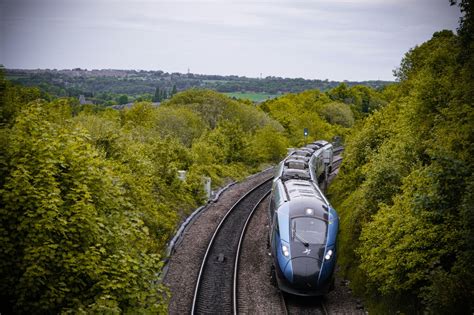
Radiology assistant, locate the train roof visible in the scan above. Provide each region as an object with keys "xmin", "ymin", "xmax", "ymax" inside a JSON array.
[
  {"xmin": 275, "ymin": 179, "xmax": 329, "ymax": 220},
  {"xmin": 305, "ymin": 143, "xmax": 321, "ymax": 151},
  {"xmin": 284, "ymin": 179, "xmax": 325, "ymax": 202},
  {"xmin": 281, "ymin": 169, "xmax": 312, "ymax": 181},
  {"xmin": 312, "ymin": 140, "xmax": 330, "ymax": 147},
  {"xmin": 280, "ymin": 156, "xmax": 313, "ymax": 181},
  {"xmin": 284, "ymin": 158, "xmax": 309, "ymax": 170},
  {"xmin": 286, "ymin": 155, "xmax": 311, "ymax": 162},
  {"xmin": 291, "ymin": 149, "xmax": 312, "ymax": 157}
]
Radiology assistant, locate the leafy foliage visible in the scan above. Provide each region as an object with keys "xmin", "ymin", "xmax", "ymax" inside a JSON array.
[
  {"xmin": 329, "ymin": 18, "xmax": 474, "ymax": 314},
  {"xmin": 0, "ymin": 75, "xmax": 293, "ymax": 312},
  {"xmin": 0, "ymin": 100, "xmax": 169, "ymax": 313},
  {"xmin": 162, "ymin": 89, "xmax": 291, "ymax": 185},
  {"xmin": 320, "ymin": 101, "xmax": 355, "ymax": 128},
  {"xmin": 258, "ymin": 88, "xmax": 382, "ymax": 146}
]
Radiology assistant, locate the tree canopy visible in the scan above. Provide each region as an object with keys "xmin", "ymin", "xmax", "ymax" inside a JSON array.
[
  {"xmin": 0, "ymin": 76, "xmax": 296, "ymax": 313},
  {"xmin": 329, "ymin": 16, "xmax": 473, "ymax": 314}
]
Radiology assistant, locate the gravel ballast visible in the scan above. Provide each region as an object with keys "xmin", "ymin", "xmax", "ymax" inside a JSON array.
[
  {"xmin": 163, "ymin": 169, "xmax": 273, "ymax": 314},
  {"xmin": 237, "ymin": 196, "xmax": 286, "ymax": 314},
  {"xmin": 164, "ymin": 160, "xmax": 367, "ymax": 314}
]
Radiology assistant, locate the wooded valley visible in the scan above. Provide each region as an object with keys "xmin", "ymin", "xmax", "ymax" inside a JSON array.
[{"xmin": 0, "ymin": 1, "xmax": 472, "ymax": 313}]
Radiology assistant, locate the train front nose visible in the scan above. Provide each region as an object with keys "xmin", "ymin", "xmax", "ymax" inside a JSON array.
[{"xmin": 285, "ymin": 257, "xmax": 321, "ymax": 289}]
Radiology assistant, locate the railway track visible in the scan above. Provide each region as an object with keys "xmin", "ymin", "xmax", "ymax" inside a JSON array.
[
  {"xmin": 282, "ymin": 294, "xmax": 329, "ymax": 315},
  {"xmin": 332, "ymin": 155, "xmax": 343, "ymax": 170},
  {"xmin": 333, "ymin": 146, "xmax": 344, "ymax": 156},
  {"xmin": 191, "ymin": 177, "xmax": 273, "ymax": 314}
]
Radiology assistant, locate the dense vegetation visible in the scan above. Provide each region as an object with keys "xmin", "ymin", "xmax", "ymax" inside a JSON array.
[
  {"xmin": 258, "ymin": 83, "xmax": 387, "ymax": 145},
  {"xmin": 6, "ymin": 68, "xmax": 391, "ymax": 105},
  {"xmin": 1, "ymin": 66, "xmax": 366, "ymax": 312},
  {"xmin": 1, "ymin": 2, "xmax": 471, "ymax": 313},
  {"xmin": 0, "ymin": 80, "xmax": 272, "ymax": 312},
  {"xmin": 329, "ymin": 1, "xmax": 473, "ymax": 313},
  {"xmin": 224, "ymin": 92, "xmax": 279, "ymax": 102}
]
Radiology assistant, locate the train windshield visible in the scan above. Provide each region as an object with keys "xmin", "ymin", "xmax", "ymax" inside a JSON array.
[{"xmin": 291, "ymin": 217, "xmax": 327, "ymax": 245}]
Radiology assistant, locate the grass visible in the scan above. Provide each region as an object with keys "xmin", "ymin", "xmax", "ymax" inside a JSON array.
[{"xmin": 224, "ymin": 92, "xmax": 280, "ymax": 102}]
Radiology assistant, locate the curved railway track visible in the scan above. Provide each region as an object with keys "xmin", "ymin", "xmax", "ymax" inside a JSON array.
[
  {"xmin": 333, "ymin": 146, "xmax": 344, "ymax": 156},
  {"xmin": 233, "ymin": 191, "xmax": 271, "ymax": 313},
  {"xmin": 332, "ymin": 155, "xmax": 343, "ymax": 170},
  {"xmin": 191, "ymin": 155, "xmax": 343, "ymax": 314},
  {"xmin": 191, "ymin": 178, "xmax": 273, "ymax": 314}
]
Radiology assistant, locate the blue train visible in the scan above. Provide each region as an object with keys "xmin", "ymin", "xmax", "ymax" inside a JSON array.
[{"xmin": 269, "ymin": 141, "xmax": 338, "ymax": 296}]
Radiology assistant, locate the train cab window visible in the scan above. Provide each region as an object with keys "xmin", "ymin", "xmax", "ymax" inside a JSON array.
[{"xmin": 291, "ymin": 217, "xmax": 327, "ymax": 245}]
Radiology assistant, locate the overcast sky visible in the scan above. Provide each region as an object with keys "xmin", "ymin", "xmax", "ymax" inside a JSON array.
[{"xmin": 0, "ymin": 0, "xmax": 462, "ymax": 81}]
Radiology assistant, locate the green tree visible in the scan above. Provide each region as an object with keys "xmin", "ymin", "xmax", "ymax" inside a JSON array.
[
  {"xmin": 327, "ymin": 83, "xmax": 351, "ymax": 103},
  {"xmin": 0, "ymin": 101, "xmax": 168, "ymax": 313},
  {"xmin": 329, "ymin": 23, "xmax": 474, "ymax": 313},
  {"xmin": 0, "ymin": 70, "xmax": 42, "ymax": 126},
  {"xmin": 247, "ymin": 124, "xmax": 289, "ymax": 164},
  {"xmin": 258, "ymin": 90, "xmax": 349, "ymax": 146},
  {"xmin": 154, "ymin": 106, "xmax": 208, "ymax": 147},
  {"xmin": 171, "ymin": 84, "xmax": 177, "ymax": 96},
  {"xmin": 164, "ymin": 89, "xmax": 278, "ymax": 132},
  {"xmin": 117, "ymin": 94, "xmax": 128, "ymax": 105},
  {"xmin": 121, "ymin": 101, "xmax": 158, "ymax": 129},
  {"xmin": 153, "ymin": 86, "xmax": 161, "ymax": 102},
  {"xmin": 320, "ymin": 101, "xmax": 355, "ymax": 127}
]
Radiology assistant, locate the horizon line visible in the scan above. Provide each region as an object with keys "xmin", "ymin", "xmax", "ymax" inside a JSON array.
[{"xmin": 4, "ymin": 67, "xmax": 395, "ymax": 83}]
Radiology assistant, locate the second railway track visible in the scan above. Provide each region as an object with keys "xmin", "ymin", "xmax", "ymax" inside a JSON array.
[{"xmin": 191, "ymin": 177, "xmax": 273, "ymax": 314}]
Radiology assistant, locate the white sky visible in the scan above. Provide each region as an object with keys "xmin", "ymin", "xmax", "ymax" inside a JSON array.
[{"xmin": 0, "ymin": 0, "xmax": 462, "ymax": 81}]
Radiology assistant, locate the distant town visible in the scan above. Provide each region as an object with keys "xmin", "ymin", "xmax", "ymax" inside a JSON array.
[{"xmin": 5, "ymin": 68, "xmax": 393, "ymax": 104}]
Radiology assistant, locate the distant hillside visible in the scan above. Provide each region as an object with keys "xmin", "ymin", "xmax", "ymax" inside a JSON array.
[{"xmin": 6, "ymin": 68, "xmax": 392, "ymax": 100}]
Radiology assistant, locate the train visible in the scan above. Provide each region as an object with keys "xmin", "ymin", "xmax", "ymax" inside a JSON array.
[{"xmin": 269, "ymin": 140, "xmax": 339, "ymax": 296}]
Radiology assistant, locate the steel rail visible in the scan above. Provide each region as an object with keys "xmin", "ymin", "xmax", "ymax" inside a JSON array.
[
  {"xmin": 282, "ymin": 294, "xmax": 290, "ymax": 315},
  {"xmin": 321, "ymin": 300, "xmax": 329, "ymax": 315},
  {"xmin": 191, "ymin": 176, "xmax": 273, "ymax": 314},
  {"xmin": 332, "ymin": 156, "xmax": 343, "ymax": 170},
  {"xmin": 232, "ymin": 190, "xmax": 271, "ymax": 314},
  {"xmin": 333, "ymin": 146, "xmax": 344, "ymax": 155}
]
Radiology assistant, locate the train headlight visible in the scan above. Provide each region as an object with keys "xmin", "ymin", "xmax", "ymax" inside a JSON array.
[
  {"xmin": 281, "ymin": 244, "xmax": 290, "ymax": 257},
  {"xmin": 325, "ymin": 249, "xmax": 333, "ymax": 260}
]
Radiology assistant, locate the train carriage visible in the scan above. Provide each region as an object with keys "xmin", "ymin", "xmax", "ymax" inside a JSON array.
[{"xmin": 269, "ymin": 140, "xmax": 338, "ymax": 296}]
